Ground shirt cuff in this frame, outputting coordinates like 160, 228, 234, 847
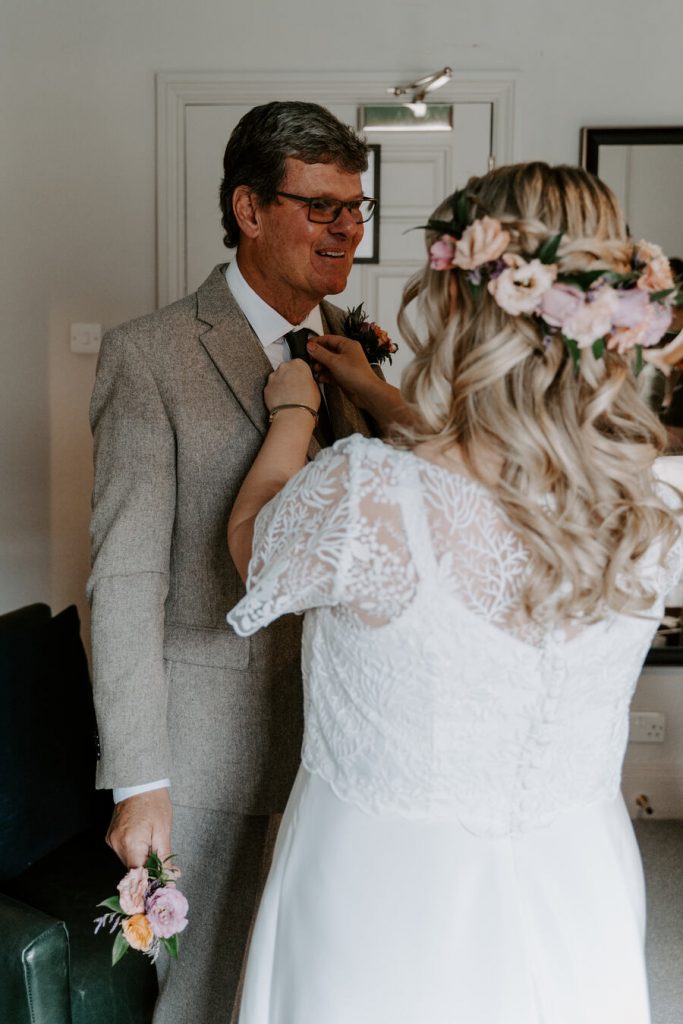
112, 779, 171, 804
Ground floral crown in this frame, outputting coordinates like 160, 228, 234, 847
425, 189, 683, 374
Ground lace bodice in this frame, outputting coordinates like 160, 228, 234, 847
228, 435, 682, 836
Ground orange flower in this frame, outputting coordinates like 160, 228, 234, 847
637, 256, 675, 294
122, 913, 154, 952
635, 239, 665, 264
372, 324, 395, 351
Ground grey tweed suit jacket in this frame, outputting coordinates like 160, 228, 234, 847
88, 264, 374, 815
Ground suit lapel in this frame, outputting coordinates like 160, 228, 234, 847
196, 265, 321, 458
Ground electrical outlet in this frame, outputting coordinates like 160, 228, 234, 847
629, 712, 666, 744
70, 322, 101, 354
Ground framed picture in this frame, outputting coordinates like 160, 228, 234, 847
354, 144, 381, 265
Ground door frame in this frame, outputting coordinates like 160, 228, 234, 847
156, 70, 516, 307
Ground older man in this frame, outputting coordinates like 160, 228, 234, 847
89, 101, 380, 1024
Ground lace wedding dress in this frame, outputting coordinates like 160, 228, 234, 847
228, 434, 681, 1024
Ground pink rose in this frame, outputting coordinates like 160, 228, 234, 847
452, 216, 511, 270
612, 288, 650, 328
117, 867, 149, 916
636, 300, 672, 347
145, 885, 189, 939
429, 236, 456, 271
561, 285, 618, 348
539, 283, 584, 327
487, 254, 557, 316
637, 256, 675, 293
609, 301, 673, 353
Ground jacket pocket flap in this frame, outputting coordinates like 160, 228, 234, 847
164, 624, 249, 669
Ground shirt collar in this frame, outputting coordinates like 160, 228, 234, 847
225, 260, 323, 347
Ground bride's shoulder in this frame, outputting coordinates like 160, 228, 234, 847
313, 436, 412, 499
322, 433, 403, 469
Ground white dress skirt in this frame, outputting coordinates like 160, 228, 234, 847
228, 436, 681, 1024
237, 767, 649, 1024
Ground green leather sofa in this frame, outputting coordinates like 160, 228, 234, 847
0, 603, 157, 1024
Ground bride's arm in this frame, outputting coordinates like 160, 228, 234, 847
307, 336, 414, 431
228, 360, 320, 581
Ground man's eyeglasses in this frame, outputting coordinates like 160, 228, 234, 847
276, 192, 377, 225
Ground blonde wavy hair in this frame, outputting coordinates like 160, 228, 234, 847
397, 161, 680, 626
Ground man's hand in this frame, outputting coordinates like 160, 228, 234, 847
106, 788, 173, 869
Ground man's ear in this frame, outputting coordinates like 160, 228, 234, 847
233, 186, 261, 239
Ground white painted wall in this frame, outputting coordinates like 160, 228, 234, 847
2, 0, 683, 647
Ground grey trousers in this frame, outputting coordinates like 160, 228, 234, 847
152, 804, 271, 1024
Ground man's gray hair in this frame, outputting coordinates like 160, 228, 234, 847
219, 101, 369, 248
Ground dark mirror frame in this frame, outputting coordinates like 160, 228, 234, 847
353, 144, 381, 265
581, 126, 683, 174
581, 126, 683, 666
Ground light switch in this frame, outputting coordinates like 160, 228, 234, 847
70, 322, 102, 354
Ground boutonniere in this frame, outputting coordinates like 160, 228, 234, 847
343, 304, 398, 366
94, 852, 188, 965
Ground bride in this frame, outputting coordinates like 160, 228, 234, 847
226, 161, 683, 1024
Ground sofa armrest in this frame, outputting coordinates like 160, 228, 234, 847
0, 891, 72, 1024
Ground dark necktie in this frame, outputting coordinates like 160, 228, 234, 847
284, 329, 312, 363
283, 329, 334, 445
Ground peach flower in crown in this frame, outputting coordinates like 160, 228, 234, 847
452, 217, 510, 271
638, 257, 675, 294
635, 240, 665, 264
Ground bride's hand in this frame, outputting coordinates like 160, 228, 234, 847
264, 359, 320, 414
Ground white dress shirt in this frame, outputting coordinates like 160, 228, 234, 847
224, 259, 324, 366
113, 260, 324, 803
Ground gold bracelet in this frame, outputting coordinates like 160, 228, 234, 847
268, 403, 319, 425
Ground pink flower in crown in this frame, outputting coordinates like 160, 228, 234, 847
612, 288, 650, 328
487, 254, 557, 316
452, 216, 511, 271
539, 283, 585, 328
608, 301, 673, 353
117, 867, 149, 916
561, 284, 618, 348
429, 236, 457, 270
145, 886, 189, 939
637, 256, 675, 294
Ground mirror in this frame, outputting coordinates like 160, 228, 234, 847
582, 128, 683, 664
581, 126, 683, 258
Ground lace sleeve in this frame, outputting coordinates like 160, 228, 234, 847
227, 440, 356, 636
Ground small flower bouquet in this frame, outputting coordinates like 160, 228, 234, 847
94, 852, 188, 965
344, 304, 398, 366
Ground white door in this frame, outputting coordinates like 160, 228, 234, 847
159, 74, 514, 386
